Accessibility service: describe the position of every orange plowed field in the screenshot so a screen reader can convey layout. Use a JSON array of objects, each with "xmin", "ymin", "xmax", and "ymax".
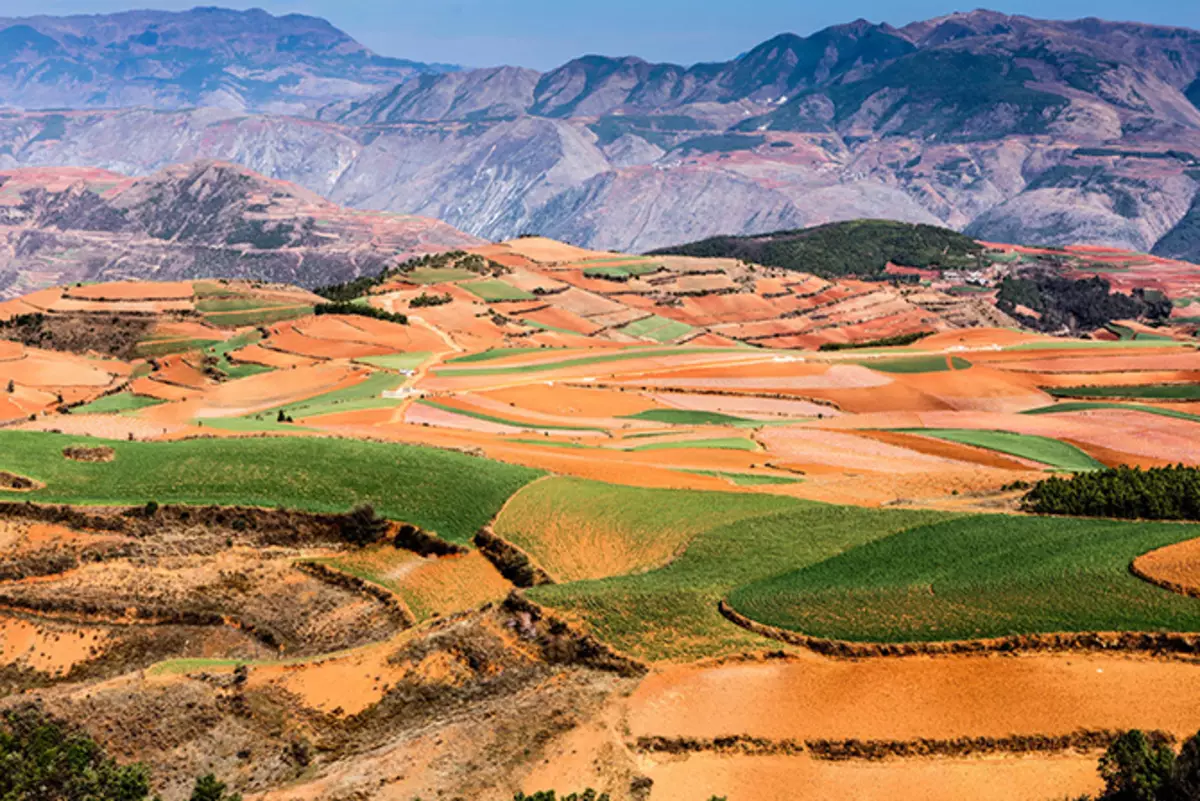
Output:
[{"xmin": 1133, "ymin": 538, "xmax": 1200, "ymax": 596}]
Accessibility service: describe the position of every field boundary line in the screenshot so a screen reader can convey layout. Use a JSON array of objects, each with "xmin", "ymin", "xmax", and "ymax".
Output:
[{"xmin": 718, "ymin": 600, "xmax": 1200, "ymax": 659}]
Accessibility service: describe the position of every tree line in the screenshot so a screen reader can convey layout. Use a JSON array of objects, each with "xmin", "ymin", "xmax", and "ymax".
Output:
[{"xmin": 1023, "ymin": 465, "xmax": 1200, "ymax": 521}]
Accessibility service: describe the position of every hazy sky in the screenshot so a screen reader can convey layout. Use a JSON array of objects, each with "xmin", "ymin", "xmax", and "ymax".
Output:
[{"xmin": 6, "ymin": 0, "xmax": 1200, "ymax": 69}]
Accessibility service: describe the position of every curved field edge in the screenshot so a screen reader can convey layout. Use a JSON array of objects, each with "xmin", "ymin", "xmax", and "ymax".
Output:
[
  {"xmin": 726, "ymin": 515, "xmax": 1200, "ymax": 644},
  {"xmin": 0, "ymin": 431, "xmax": 542, "ymax": 544},
  {"xmin": 896, "ymin": 429, "xmax": 1106, "ymax": 471},
  {"xmin": 528, "ymin": 499, "xmax": 954, "ymax": 662},
  {"xmin": 492, "ymin": 477, "xmax": 799, "ymax": 583}
]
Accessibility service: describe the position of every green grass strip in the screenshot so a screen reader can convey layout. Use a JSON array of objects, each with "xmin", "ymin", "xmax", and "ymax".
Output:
[
  {"xmin": 728, "ymin": 515, "xmax": 1200, "ymax": 643},
  {"xmin": 460, "ymin": 279, "xmax": 536, "ymax": 302},
  {"xmin": 1022, "ymin": 402, "xmax": 1200, "ymax": 424},
  {"xmin": 863, "ymin": 355, "xmax": 971, "ymax": 373},
  {"xmin": 680, "ymin": 469, "xmax": 802, "ymax": 486},
  {"xmin": 0, "ymin": 431, "xmax": 541, "ymax": 544},
  {"xmin": 623, "ymin": 409, "xmax": 749, "ymax": 425},
  {"xmin": 71, "ymin": 393, "xmax": 165, "ymax": 415},
  {"xmin": 354, "ymin": 352, "xmax": 431, "ymax": 372},
  {"xmin": 899, "ymin": 428, "xmax": 1105, "ymax": 471},
  {"xmin": 627, "ymin": 437, "xmax": 758, "ymax": 452},
  {"xmin": 447, "ymin": 347, "xmax": 556, "ymax": 364},
  {"xmin": 433, "ymin": 347, "xmax": 730, "ymax": 377},
  {"xmin": 1047, "ymin": 384, "xmax": 1200, "ymax": 401}
]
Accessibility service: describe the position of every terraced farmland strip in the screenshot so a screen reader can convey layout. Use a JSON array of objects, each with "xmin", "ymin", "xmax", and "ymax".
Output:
[
  {"xmin": 900, "ymin": 429, "xmax": 1105, "ymax": 471},
  {"xmin": 627, "ymin": 437, "xmax": 758, "ymax": 452},
  {"xmin": 134, "ymin": 337, "xmax": 221, "ymax": 357},
  {"xmin": 419, "ymin": 400, "xmax": 605, "ymax": 432},
  {"xmin": 495, "ymin": 477, "xmax": 798, "ymax": 583},
  {"xmin": 622, "ymin": 409, "xmax": 749, "ymax": 425},
  {"xmin": 205, "ymin": 330, "xmax": 273, "ymax": 380},
  {"xmin": 433, "ymin": 347, "xmax": 732, "ymax": 377},
  {"xmin": 0, "ymin": 430, "xmax": 540, "ymax": 544},
  {"xmin": 1047, "ymin": 384, "xmax": 1200, "ymax": 401},
  {"xmin": 354, "ymin": 352, "xmax": 431, "ymax": 372},
  {"xmin": 202, "ymin": 305, "xmax": 314, "ymax": 327},
  {"xmin": 531, "ymin": 502, "xmax": 952, "ymax": 661},
  {"xmin": 727, "ymin": 515, "xmax": 1200, "ymax": 643},
  {"xmin": 862, "ymin": 355, "xmax": 972, "ymax": 373},
  {"xmin": 447, "ymin": 347, "xmax": 555, "ymax": 364},
  {"xmin": 1022, "ymin": 402, "xmax": 1200, "ymax": 424},
  {"xmin": 260, "ymin": 371, "xmax": 404, "ymax": 419},
  {"xmin": 70, "ymin": 392, "xmax": 166, "ymax": 415},
  {"xmin": 405, "ymin": 266, "xmax": 478, "ymax": 285},
  {"xmin": 619, "ymin": 315, "xmax": 696, "ymax": 343},
  {"xmin": 461, "ymin": 279, "xmax": 536, "ymax": 302},
  {"xmin": 679, "ymin": 470, "xmax": 803, "ymax": 486}
]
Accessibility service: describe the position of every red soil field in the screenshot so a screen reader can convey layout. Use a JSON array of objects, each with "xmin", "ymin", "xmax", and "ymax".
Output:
[
  {"xmin": 63, "ymin": 281, "xmax": 195, "ymax": 301},
  {"xmin": 1133, "ymin": 538, "xmax": 1200, "ymax": 596}
]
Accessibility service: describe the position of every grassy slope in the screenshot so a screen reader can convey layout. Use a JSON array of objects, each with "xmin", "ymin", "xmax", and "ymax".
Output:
[
  {"xmin": 432, "ymin": 348, "xmax": 730, "ymax": 377},
  {"xmin": 865, "ymin": 355, "xmax": 972, "ymax": 373},
  {"xmin": 531, "ymin": 499, "xmax": 950, "ymax": 661},
  {"xmin": 494, "ymin": 477, "xmax": 798, "ymax": 582},
  {"xmin": 627, "ymin": 437, "xmax": 758, "ymax": 452},
  {"xmin": 903, "ymin": 429, "xmax": 1106, "ymax": 471},
  {"xmin": 0, "ymin": 431, "xmax": 539, "ymax": 544},
  {"xmin": 623, "ymin": 409, "xmax": 749, "ymax": 425},
  {"xmin": 729, "ymin": 515, "xmax": 1200, "ymax": 642},
  {"xmin": 1023, "ymin": 402, "xmax": 1200, "ymax": 424},
  {"xmin": 1047, "ymin": 385, "xmax": 1200, "ymax": 401},
  {"xmin": 71, "ymin": 393, "xmax": 165, "ymax": 415},
  {"xmin": 419, "ymin": 400, "xmax": 605, "ymax": 432}
]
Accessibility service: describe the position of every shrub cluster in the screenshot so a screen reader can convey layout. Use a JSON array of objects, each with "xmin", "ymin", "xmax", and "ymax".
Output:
[
  {"xmin": 818, "ymin": 331, "xmax": 933, "ymax": 351},
  {"xmin": 410, "ymin": 292, "xmax": 452, "ymax": 308},
  {"xmin": 1023, "ymin": 465, "xmax": 1200, "ymax": 521},
  {"xmin": 313, "ymin": 302, "xmax": 408, "ymax": 325},
  {"xmin": 1077, "ymin": 729, "xmax": 1200, "ymax": 801}
]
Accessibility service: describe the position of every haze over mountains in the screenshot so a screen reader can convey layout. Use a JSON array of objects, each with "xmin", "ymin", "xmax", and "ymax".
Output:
[{"xmin": 3, "ymin": 7, "xmax": 1200, "ymax": 263}]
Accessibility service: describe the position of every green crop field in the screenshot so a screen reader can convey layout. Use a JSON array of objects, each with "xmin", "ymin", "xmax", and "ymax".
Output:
[
  {"xmin": 728, "ymin": 515, "xmax": 1200, "ymax": 643},
  {"xmin": 1022, "ymin": 402, "xmax": 1200, "ymax": 424},
  {"xmin": 418, "ymin": 400, "xmax": 604, "ymax": 432},
  {"xmin": 70, "ymin": 393, "xmax": 165, "ymax": 415},
  {"xmin": 134, "ymin": 337, "xmax": 221, "ymax": 357},
  {"xmin": 406, "ymin": 267, "xmax": 478, "ymax": 285},
  {"xmin": 626, "ymin": 437, "xmax": 758, "ymax": 452},
  {"xmin": 622, "ymin": 409, "xmax": 748, "ymax": 425},
  {"xmin": 679, "ymin": 469, "xmax": 802, "ymax": 486},
  {"xmin": 0, "ymin": 431, "xmax": 539, "ymax": 544},
  {"xmin": 495, "ymin": 477, "xmax": 798, "ymax": 582},
  {"xmin": 203, "ymin": 330, "xmax": 273, "ymax": 380},
  {"xmin": 202, "ymin": 306, "xmax": 313, "ymax": 327},
  {"xmin": 902, "ymin": 429, "xmax": 1105, "ymax": 471},
  {"xmin": 433, "ymin": 347, "xmax": 730, "ymax": 378},
  {"xmin": 1047, "ymin": 384, "xmax": 1200, "ymax": 401},
  {"xmin": 863, "ymin": 355, "xmax": 972, "ymax": 373},
  {"xmin": 531, "ymin": 500, "xmax": 950, "ymax": 660},
  {"xmin": 461, "ymin": 279, "xmax": 536, "ymax": 302},
  {"xmin": 618, "ymin": 315, "xmax": 695, "ymax": 343},
  {"xmin": 260, "ymin": 371, "xmax": 404, "ymax": 420},
  {"xmin": 354, "ymin": 352, "xmax": 431, "ymax": 372},
  {"xmin": 582, "ymin": 263, "xmax": 660, "ymax": 279},
  {"xmin": 447, "ymin": 347, "xmax": 553, "ymax": 364},
  {"xmin": 196, "ymin": 298, "xmax": 292, "ymax": 313}
]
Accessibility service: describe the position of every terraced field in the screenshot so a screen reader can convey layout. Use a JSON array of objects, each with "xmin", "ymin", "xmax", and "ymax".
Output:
[
  {"xmin": 728, "ymin": 515, "xmax": 1200, "ymax": 642},
  {"xmin": 901, "ymin": 429, "xmax": 1106, "ymax": 471},
  {"xmin": 1048, "ymin": 384, "xmax": 1200, "ymax": 401},
  {"xmin": 0, "ymin": 431, "xmax": 540, "ymax": 543}
]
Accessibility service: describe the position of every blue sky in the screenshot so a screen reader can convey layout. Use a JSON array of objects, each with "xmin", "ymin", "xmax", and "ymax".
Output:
[{"xmin": 7, "ymin": 1, "xmax": 1200, "ymax": 69}]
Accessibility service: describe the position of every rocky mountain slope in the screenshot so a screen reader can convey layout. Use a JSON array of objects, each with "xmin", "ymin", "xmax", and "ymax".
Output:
[
  {"xmin": 0, "ymin": 162, "xmax": 482, "ymax": 297},
  {"xmin": 3, "ymin": 9, "xmax": 1200, "ymax": 265},
  {"xmin": 0, "ymin": 7, "xmax": 455, "ymax": 114}
]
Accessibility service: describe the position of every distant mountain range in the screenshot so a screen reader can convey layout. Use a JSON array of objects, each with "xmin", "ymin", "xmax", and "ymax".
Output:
[
  {"xmin": 0, "ymin": 7, "xmax": 457, "ymax": 114},
  {"xmin": 2, "ymin": 8, "xmax": 1200, "ymax": 265}
]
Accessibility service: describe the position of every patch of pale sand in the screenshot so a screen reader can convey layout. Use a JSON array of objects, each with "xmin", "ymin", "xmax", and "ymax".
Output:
[
  {"xmin": 1134, "ymin": 538, "xmax": 1200, "ymax": 595},
  {"xmin": 16, "ymin": 413, "xmax": 193, "ymax": 440},
  {"xmin": 483, "ymin": 384, "xmax": 657, "ymax": 418},
  {"xmin": 0, "ymin": 616, "xmax": 108, "ymax": 676},
  {"xmin": 628, "ymin": 655, "xmax": 1200, "ymax": 743},
  {"xmin": 758, "ymin": 428, "xmax": 973, "ymax": 473},
  {"xmin": 403, "ymin": 402, "xmax": 525, "ymax": 435},
  {"xmin": 653, "ymin": 392, "xmax": 841, "ymax": 419},
  {"xmin": 65, "ymin": 281, "xmax": 195, "ymax": 301},
  {"xmin": 643, "ymin": 752, "xmax": 1100, "ymax": 801}
]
